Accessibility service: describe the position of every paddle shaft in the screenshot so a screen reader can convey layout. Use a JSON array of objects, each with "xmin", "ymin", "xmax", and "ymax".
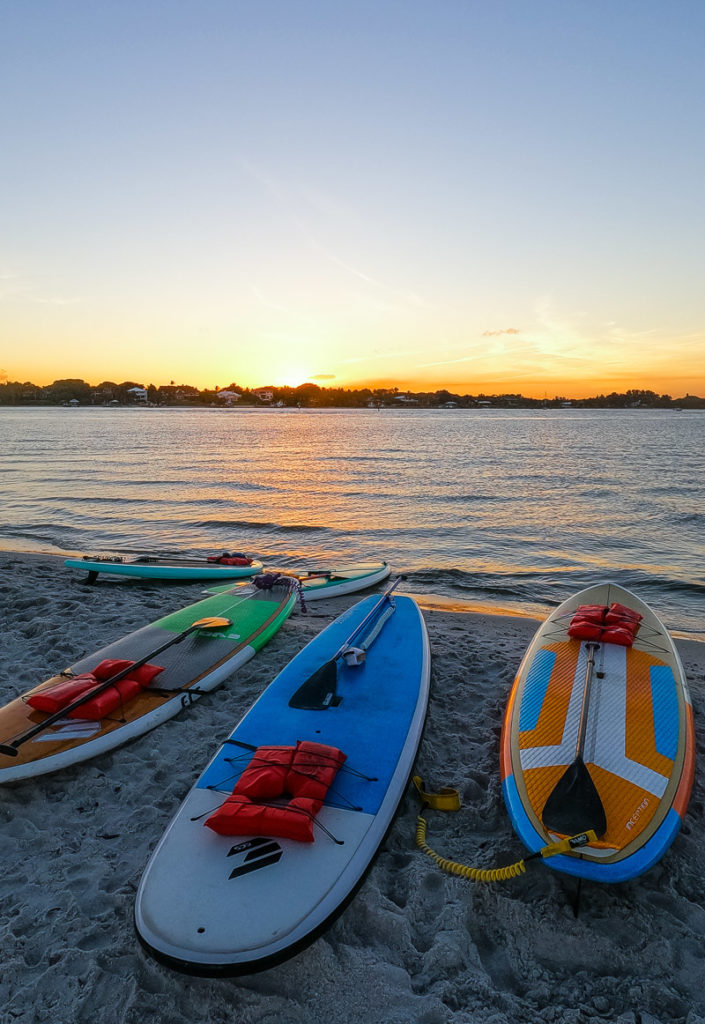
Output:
[
  {"xmin": 574, "ymin": 642, "xmax": 599, "ymax": 759},
  {"xmin": 287, "ymin": 576, "xmax": 404, "ymax": 710},
  {"xmin": 540, "ymin": 638, "xmax": 608, "ymax": 838},
  {"xmin": 0, "ymin": 618, "xmax": 228, "ymax": 757},
  {"xmin": 332, "ymin": 575, "xmax": 403, "ymax": 661}
]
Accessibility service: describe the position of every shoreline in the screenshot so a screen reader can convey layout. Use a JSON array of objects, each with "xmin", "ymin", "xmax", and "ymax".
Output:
[
  {"xmin": 1, "ymin": 549, "xmax": 704, "ymax": 1022},
  {"xmin": 2, "ymin": 546, "xmax": 702, "ymax": 645}
]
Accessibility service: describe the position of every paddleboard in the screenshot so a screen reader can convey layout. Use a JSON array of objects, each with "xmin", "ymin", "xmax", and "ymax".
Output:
[
  {"xmin": 501, "ymin": 583, "xmax": 695, "ymax": 882},
  {"xmin": 64, "ymin": 553, "xmax": 264, "ymax": 583},
  {"xmin": 0, "ymin": 587, "xmax": 296, "ymax": 784},
  {"xmin": 135, "ymin": 589, "xmax": 430, "ymax": 974},
  {"xmin": 206, "ymin": 561, "xmax": 391, "ymax": 601}
]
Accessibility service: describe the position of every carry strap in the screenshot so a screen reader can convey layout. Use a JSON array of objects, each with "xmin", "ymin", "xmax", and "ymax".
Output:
[{"xmin": 412, "ymin": 775, "xmax": 461, "ymax": 812}]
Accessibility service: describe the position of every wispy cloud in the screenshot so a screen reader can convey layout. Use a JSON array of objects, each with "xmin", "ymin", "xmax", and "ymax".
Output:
[
  {"xmin": 419, "ymin": 352, "xmax": 482, "ymax": 368},
  {"xmin": 0, "ymin": 270, "xmax": 81, "ymax": 306},
  {"xmin": 238, "ymin": 158, "xmax": 440, "ymax": 315},
  {"xmin": 482, "ymin": 327, "xmax": 520, "ymax": 337},
  {"xmin": 343, "ymin": 344, "xmax": 433, "ymax": 365}
]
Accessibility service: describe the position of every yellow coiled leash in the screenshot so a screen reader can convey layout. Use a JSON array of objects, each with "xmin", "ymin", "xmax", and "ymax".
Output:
[{"xmin": 413, "ymin": 776, "xmax": 596, "ymax": 883}]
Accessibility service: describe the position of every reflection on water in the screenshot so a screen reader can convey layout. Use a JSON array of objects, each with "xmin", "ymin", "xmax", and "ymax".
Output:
[{"xmin": 2, "ymin": 407, "xmax": 704, "ymax": 634}]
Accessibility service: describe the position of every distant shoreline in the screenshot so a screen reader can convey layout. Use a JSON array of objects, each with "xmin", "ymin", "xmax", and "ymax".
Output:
[
  {"xmin": 1, "ymin": 402, "xmax": 704, "ymax": 412},
  {"xmin": 2, "ymin": 379, "xmax": 704, "ymax": 410}
]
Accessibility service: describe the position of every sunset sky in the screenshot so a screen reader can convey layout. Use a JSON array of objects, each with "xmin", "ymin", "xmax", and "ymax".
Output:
[{"xmin": 2, "ymin": 2, "xmax": 704, "ymax": 398}]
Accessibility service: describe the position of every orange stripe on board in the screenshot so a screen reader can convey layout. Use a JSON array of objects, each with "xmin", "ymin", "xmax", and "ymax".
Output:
[
  {"xmin": 589, "ymin": 762, "xmax": 659, "ymax": 849},
  {"xmin": 518, "ymin": 642, "xmax": 580, "ymax": 751},
  {"xmin": 523, "ymin": 761, "xmax": 659, "ymax": 852},
  {"xmin": 523, "ymin": 763, "xmax": 573, "ymax": 826},
  {"xmin": 624, "ymin": 649, "xmax": 675, "ymax": 779}
]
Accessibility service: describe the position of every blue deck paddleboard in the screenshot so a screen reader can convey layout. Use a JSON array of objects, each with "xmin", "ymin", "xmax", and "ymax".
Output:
[{"xmin": 135, "ymin": 589, "xmax": 430, "ymax": 973}]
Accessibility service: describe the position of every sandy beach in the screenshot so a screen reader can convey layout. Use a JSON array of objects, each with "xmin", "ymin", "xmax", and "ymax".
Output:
[{"xmin": 1, "ymin": 550, "xmax": 704, "ymax": 1024}]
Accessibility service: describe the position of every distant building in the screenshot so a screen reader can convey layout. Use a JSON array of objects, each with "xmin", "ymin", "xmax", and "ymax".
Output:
[
  {"xmin": 253, "ymin": 388, "xmax": 274, "ymax": 403},
  {"xmin": 127, "ymin": 386, "xmax": 148, "ymax": 403},
  {"xmin": 216, "ymin": 390, "xmax": 241, "ymax": 405},
  {"xmin": 175, "ymin": 386, "xmax": 200, "ymax": 402}
]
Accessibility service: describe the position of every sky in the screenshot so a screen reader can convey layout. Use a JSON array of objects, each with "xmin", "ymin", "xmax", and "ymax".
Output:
[{"xmin": 2, "ymin": 1, "xmax": 704, "ymax": 398}]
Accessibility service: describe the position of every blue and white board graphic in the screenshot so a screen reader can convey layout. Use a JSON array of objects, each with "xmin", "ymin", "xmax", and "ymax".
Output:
[{"xmin": 135, "ymin": 590, "xmax": 430, "ymax": 973}]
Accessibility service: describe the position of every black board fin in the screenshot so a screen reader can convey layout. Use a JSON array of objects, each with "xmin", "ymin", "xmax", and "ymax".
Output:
[{"xmin": 288, "ymin": 659, "xmax": 342, "ymax": 710}]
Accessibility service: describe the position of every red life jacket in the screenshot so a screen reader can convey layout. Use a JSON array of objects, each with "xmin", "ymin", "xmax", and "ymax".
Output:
[
  {"xmin": 204, "ymin": 741, "xmax": 347, "ymax": 842},
  {"xmin": 26, "ymin": 660, "xmax": 164, "ymax": 720},
  {"xmin": 206, "ymin": 553, "xmax": 252, "ymax": 565},
  {"xmin": 567, "ymin": 603, "xmax": 641, "ymax": 647},
  {"xmin": 567, "ymin": 603, "xmax": 607, "ymax": 641}
]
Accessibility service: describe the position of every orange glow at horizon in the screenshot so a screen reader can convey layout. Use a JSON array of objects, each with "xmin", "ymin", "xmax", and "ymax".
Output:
[
  {"xmin": 2, "ymin": 326, "xmax": 704, "ymax": 401},
  {"xmin": 5, "ymin": 362, "xmax": 704, "ymax": 401},
  {"xmin": 345, "ymin": 371, "xmax": 705, "ymax": 401}
]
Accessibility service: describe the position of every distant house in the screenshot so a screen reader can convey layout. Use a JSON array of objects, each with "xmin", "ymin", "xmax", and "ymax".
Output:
[
  {"xmin": 216, "ymin": 390, "xmax": 241, "ymax": 406},
  {"xmin": 92, "ymin": 387, "xmax": 113, "ymax": 403},
  {"xmin": 127, "ymin": 386, "xmax": 148, "ymax": 403},
  {"xmin": 441, "ymin": 401, "xmax": 459, "ymax": 408},
  {"xmin": 254, "ymin": 388, "xmax": 274, "ymax": 403},
  {"xmin": 175, "ymin": 386, "xmax": 200, "ymax": 402},
  {"xmin": 393, "ymin": 394, "xmax": 419, "ymax": 405}
]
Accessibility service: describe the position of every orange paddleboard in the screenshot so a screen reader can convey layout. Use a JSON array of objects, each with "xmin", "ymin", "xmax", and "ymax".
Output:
[{"xmin": 501, "ymin": 583, "xmax": 695, "ymax": 881}]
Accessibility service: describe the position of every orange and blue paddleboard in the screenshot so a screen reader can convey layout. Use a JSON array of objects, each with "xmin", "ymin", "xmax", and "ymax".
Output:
[{"xmin": 500, "ymin": 583, "xmax": 695, "ymax": 882}]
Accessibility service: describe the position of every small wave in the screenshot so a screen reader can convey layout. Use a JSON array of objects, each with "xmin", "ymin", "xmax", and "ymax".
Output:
[
  {"xmin": 2, "ymin": 523, "xmax": 87, "ymax": 539},
  {"xmin": 668, "ymin": 512, "xmax": 705, "ymax": 526},
  {"xmin": 193, "ymin": 519, "xmax": 329, "ymax": 533},
  {"xmin": 443, "ymin": 494, "xmax": 515, "ymax": 503},
  {"xmin": 59, "ymin": 495, "xmax": 183, "ymax": 506},
  {"xmin": 405, "ymin": 565, "xmax": 705, "ymax": 636}
]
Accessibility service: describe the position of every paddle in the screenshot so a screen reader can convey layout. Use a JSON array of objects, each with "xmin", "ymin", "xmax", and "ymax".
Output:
[
  {"xmin": 289, "ymin": 576, "xmax": 403, "ymax": 710},
  {"xmin": 541, "ymin": 641, "xmax": 607, "ymax": 838},
  {"xmin": 0, "ymin": 616, "xmax": 232, "ymax": 758}
]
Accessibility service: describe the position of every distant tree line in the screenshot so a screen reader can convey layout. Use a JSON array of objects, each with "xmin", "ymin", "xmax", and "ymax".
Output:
[{"xmin": 0, "ymin": 378, "xmax": 703, "ymax": 409}]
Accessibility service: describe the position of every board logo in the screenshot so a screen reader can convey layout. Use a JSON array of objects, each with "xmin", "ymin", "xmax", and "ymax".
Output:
[
  {"xmin": 227, "ymin": 837, "xmax": 283, "ymax": 879},
  {"xmin": 625, "ymin": 797, "xmax": 650, "ymax": 831}
]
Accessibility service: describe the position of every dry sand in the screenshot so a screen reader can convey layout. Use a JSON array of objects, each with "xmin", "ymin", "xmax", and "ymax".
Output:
[{"xmin": 1, "ymin": 551, "xmax": 704, "ymax": 1024}]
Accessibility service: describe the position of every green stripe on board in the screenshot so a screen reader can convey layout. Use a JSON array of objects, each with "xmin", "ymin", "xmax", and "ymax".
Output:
[
  {"xmin": 249, "ymin": 597, "xmax": 296, "ymax": 652},
  {"xmin": 154, "ymin": 593, "xmax": 282, "ymax": 641}
]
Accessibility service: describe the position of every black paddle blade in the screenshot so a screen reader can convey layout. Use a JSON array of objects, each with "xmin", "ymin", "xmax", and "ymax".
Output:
[
  {"xmin": 0, "ymin": 744, "xmax": 18, "ymax": 758},
  {"xmin": 288, "ymin": 659, "xmax": 341, "ymax": 710},
  {"xmin": 541, "ymin": 756, "xmax": 607, "ymax": 838}
]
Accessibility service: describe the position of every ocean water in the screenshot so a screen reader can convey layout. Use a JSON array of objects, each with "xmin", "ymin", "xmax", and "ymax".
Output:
[{"xmin": 2, "ymin": 406, "xmax": 704, "ymax": 636}]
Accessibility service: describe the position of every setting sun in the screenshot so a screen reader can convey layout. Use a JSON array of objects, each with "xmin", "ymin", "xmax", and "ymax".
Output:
[{"xmin": 272, "ymin": 366, "xmax": 314, "ymax": 388}]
